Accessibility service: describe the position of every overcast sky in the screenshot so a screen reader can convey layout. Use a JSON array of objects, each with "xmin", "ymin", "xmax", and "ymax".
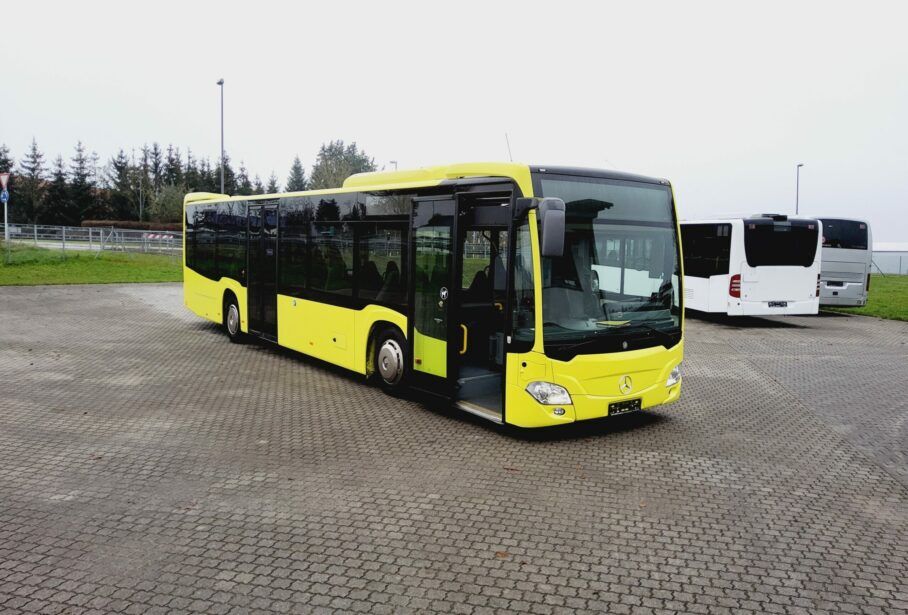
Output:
[{"xmin": 2, "ymin": 1, "xmax": 906, "ymax": 240}]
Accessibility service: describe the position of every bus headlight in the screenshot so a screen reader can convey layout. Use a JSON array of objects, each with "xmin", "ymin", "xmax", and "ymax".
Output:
[
  {"xmin": 526, "ymin": 381, "xmax": 572, "ymax": 405},
  {"xmin": 666, "ymin": 363, "xmax": 682, "ymax": 387}
]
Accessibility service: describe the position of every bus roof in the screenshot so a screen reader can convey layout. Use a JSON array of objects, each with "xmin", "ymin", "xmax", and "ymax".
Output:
[{"xmin": 182, "ymin": 162, "xmax": 669, "ymax": 207}]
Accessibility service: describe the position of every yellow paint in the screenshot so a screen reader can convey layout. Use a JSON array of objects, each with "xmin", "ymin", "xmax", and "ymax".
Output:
[
  {"xmin": 344, "ymin": 162, "xmax": 534, "ymax": 199},
  {"xmin": 413, "ymin": 328, "xmax": 446, "ymax": 378},
  {"xmin": 276, "ymin": 295, "xmax": 407, "ymax": 374},
  {"xmin": 182, "ymin": 267, "xmax": 248, "ymax": 332},
  {"xmin": 459, "ymin": 324, "xmax": 468, "ymax": 355},
  {"xmin": 597, "ymin": 320, "xmax": 631, "ymax": 327}
]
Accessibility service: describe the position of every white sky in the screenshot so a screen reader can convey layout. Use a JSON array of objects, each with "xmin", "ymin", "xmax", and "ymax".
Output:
[{"xmin": 2, "ymin": 1, "xmax": 907, "ymax": 240}]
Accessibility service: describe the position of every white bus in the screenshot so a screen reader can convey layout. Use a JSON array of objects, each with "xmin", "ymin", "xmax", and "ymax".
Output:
[
  {"xmin": 680, "ymin": 214, "xmax": 822, "ymax": 316},
  {"xmin": 815, "ymin": 218, "xmax": 872, "ymax": 307}
]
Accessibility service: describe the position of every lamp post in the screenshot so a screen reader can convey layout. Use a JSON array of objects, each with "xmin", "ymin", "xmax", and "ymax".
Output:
[
  {"xmin": 217, "ymin": 79, "xmax": 225, "ymax": 194},
  {"xmin": 795, "ymin": 163, "xmax": 804, "ymax": 215}
]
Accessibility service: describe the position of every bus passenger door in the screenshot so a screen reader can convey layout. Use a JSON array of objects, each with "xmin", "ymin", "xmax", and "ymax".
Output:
[
  {"xmin": 409, "ymin": 198, "xmax": 455, "ymax": 393},
  {"xmin": 451, "ymin": 194, "xmax": 511, "ymax": 423},
  {"xmin": 248, "ymin": 202, "xmax": 278, "ymax": 339}
]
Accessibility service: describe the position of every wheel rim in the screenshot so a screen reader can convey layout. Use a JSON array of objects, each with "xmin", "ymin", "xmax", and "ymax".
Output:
[
  {"xmin": 227, "ymin": 304, "xmax": 239, "ymax": 336},
  {"xmin": 377, "ymin": 339, "xmax": 404, "ymax": 385}
]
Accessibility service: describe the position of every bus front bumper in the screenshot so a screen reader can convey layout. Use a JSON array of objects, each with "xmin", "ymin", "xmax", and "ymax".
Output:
[{"xmin": 504, "ymin": 343, "xmax": 683, "ymax": 428}]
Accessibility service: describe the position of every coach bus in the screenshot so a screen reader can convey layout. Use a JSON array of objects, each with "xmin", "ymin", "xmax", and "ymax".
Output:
[
  {"xmin": 183, "ymin": 163, "xmax": 683, "ymax": 428},
  {"xmin": 815, "ymin": 217, "xmax": 872, "ymax": 306},
  {"xmin": 680, "ymin": 214, "xmax": 822, "ymax": 316}
]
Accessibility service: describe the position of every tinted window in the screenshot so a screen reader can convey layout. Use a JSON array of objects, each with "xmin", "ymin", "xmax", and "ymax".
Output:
[
  {"xmin": 185, "ymin": 203, "xmax": 218, "ymax": 279},
  {"xmin": 744, "ymin": 218, "xmax": 818, "ymax": 267},
  {"xmin": 311, "ymin": 223, "xmax": 353, "ymax": 295},
  {"xmin": 681, "ymin": 223, "xmax": 731, "ymax": 277},
  {"xmin": 279, "ymin": 197, "xmax": 309, "ymax": 297},
  {"xmin": 357, "ymin": 223, "xmax": 407, "ymax": 306},
  {"xmin": 217, "ymin": 201, "xmax": 247, "ymax": 283},
  {"xmin": 511, "ymin": 220, "xmax": 536, "ymax": 348},
  {"xmin": 821, "ymin": 219, "xmax": 868, "ymax": 250}
]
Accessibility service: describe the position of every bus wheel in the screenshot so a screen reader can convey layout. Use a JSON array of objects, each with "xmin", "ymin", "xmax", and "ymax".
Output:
[
  {"xmin": 224, "ymin": 294, "xmax": 244, "ymax": 344},
  {"xmin": 375, "ymin": 328, "xmax": 408, "ymax": 394}
]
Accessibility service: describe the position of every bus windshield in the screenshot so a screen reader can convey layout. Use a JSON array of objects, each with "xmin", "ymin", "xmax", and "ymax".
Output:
[
  {"xmin": 821, "ymin": 219, "xmax": 868, "ymax": 250},
  {"xmin": 743, "ymin": 218, "xmax": 819, "ymax": 267},
  {"xmin": 533, "ymin": 175, "xmax": 682, "ymax": 357}
]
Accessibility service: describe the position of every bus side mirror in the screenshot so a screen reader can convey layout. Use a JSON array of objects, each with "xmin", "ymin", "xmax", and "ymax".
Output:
[{"xmin": 538, "ymin": 198, "xmax": 565, "ymax": 257}]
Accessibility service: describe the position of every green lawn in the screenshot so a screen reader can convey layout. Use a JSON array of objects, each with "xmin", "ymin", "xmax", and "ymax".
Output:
[
  {"xmin": 0, "ymin": 242, "xmax": 182, "ymax": 286},
  {"xmin": 824, "ymin": 274, "xmax": 908, "ymax": 322}
]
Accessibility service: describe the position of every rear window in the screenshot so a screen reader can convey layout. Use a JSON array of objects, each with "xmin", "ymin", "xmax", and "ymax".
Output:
[
  {"xmin": 821, "ymin": 219, "xmax": 868, "ymax": 250},
  {"xmin": 743, "ymin": 218, "xmax": 818, "ymax": 267}
]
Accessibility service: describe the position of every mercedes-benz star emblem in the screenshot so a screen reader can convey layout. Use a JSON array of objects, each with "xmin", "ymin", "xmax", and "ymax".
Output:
[
  {"xmin": 439, "ymin": 287, "xmax": 449, "ymax": 300},
  {"xmin": 618, "ymin": 375, "xmax": 633, "ymax": 395}
]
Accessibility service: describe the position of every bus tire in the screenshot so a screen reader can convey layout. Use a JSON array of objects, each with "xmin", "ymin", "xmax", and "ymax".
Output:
[
  {"xmin": 223, "ymin": 293, "xmax": 244, "ymax": 344},
  {"xmin": 374, "ymin": 327, "xmax": 409, "ymax": 395}
]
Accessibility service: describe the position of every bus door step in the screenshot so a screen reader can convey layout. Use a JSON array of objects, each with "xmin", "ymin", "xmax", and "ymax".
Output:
[
  {"xmin": 455, "ymin": 400, "xmax": 503, "ymax": 424},
  {"xmin": 457, "ymin": 372, "xmax": 500, "ymax": 399}
]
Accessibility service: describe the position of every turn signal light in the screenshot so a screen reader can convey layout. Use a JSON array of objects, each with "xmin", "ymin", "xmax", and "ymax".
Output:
[{"xmin": 729, "ymin": 274, "xmax": 741, "ymax": 298}]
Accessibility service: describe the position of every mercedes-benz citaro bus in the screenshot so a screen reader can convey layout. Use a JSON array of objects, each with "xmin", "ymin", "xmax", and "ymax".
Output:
[
  {"xmin": 815, "ymin": 217, "xmax": 872, "ymax": 307},
  {"xmin": 183, "ymin": 163, "xmax": 684, "ymax": 428},
  {"xmin": 680, "ymin": 214, "xmax": 822, "ymax": 316}
]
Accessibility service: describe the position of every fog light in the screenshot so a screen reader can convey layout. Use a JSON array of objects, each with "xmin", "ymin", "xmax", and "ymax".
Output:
[
  {"xmin": 665, "ymin": 363, "xmax": 681, "ymax": 387},
  {"xmin": 553, "ymin": 407, "xmax": 565, "ymax": 416},
  {"xmin": 525, "ymin": 381, "xmax": 572, "ymax": 405}
]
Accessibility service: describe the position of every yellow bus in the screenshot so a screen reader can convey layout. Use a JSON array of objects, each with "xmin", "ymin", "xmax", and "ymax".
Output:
[{"xmin": 183, "ymin": 163, "xmax": 683, "ymax": 428}]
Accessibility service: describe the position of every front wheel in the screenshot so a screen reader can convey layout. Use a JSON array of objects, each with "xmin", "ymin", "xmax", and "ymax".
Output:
[
  {"xmin": 374, "ymin": 328, "xmax": 409, "ymax": 395},
  {"xmin": 224, "ymin": 295, "xmax": 244, "ymax": 344}
]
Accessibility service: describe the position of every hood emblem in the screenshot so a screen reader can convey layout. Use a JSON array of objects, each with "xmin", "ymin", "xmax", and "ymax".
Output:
[{"xmin": 618, "ymin": 375, "xmax": 633, "ymax": 395}]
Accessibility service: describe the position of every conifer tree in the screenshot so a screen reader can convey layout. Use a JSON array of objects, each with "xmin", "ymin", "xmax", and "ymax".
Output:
[
  {"xmin": 70, "ymin": 141, "xmax": 96, "ymax": 223},
  {"xmin": 286, "ymin": 156, "xmax": 307, "ymax": 191},
  {"xmin": 252, "ymin": 175, "xmax": 265, "ymax": 195},
  {"xmin": 164, "ymin": 145, "xmax": 183, "ymax": 187},
  {"xmin": 266, "ymin": 172, "xmax": 280, "ymax": 194},
  {"xmin": 236, "ymin": 162, "xmax": 253, "ymax": 195},
  {"xmin": 41, "ymin": 156, "xmax": 71, "ymax": 225},
  {"xmin": 16, "ymin": 139, "xmax": 46, "ymax": 223}
]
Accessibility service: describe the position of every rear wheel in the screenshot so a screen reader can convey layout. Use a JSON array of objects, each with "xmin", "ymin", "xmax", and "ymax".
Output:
[
  {"xmin": 224, "ymin": 294, "xmax": 244, "ymax": 344},
  {"xmin": 374, "ymin": 327, "xmax": 409, "ymax": 395}
]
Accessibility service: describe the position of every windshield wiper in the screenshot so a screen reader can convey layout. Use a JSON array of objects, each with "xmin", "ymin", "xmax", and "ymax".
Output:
[{"xmin": 625, "ymin": 322, "xmax": 675, "ymax": 346}]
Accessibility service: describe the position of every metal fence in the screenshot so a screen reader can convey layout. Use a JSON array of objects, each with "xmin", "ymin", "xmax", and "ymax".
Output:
[{"xmin": 4, "ymin": 224, "xmax": 182, "ymax": 256}]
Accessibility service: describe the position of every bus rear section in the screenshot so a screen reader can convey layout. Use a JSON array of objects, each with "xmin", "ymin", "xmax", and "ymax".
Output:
[
  {"xmin": 681, "ymin": 216, "xmax": 821, "ymax": 316},
  {"xmin": 734, "ymin": 216, "xmax": 821, "ymax": 315},
  {"xmin": 817, "ymin": 218, "xmax": 872, "ymax": 307}
]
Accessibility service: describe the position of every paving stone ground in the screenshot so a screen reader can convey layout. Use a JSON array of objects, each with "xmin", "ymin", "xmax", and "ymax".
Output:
[{"xmin": 0, "ymin": 283, "xmax": 906, "ymax": 615}]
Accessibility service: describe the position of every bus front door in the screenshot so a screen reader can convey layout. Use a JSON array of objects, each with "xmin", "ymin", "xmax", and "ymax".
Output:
[
  {"xmin": 451, "ymin": 195, "xmax": 511, "ymax": 423},
  {"xmin": 248, "ymin": 202, "xmax": 278, "ymax": 339},
  {"xmin": 410, "ymin": 197, "xmax": 455, "ymax": 392}
]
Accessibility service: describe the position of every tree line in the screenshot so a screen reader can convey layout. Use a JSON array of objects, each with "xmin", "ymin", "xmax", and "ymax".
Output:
[{"xmin": 0, "ymin": 139, "xmax": 376, "ymax": 226}]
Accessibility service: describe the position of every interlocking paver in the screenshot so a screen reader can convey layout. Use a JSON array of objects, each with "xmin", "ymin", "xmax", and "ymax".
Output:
[{"xmin": 0, "ymin": 283, "xmax": 906, "ymax": 614}]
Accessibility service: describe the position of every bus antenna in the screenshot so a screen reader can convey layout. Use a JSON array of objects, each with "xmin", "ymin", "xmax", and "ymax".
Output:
[{"xmin": 505, "ymin": 133, "xmax": 513, "ymax": 162}]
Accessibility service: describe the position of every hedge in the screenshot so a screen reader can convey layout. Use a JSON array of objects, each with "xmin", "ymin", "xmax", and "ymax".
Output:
[{"xmin": 81, "ymin": 220, "xmax": 182, "ymax": 231}]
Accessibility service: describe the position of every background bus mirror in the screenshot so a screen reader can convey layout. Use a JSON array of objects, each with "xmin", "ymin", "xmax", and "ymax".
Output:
[{"xmin": 539, "ymin": 198, "xmax": 565, "ymax": 257}]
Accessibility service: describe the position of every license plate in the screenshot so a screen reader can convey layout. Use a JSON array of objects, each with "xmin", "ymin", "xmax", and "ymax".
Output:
[
  {"xmin": 768, "ymin": 301, "xmax": 788, "ymax": 308},
  {"xmin": 609, "ymin": 398, "xmax": 642, "ymax": 416}
]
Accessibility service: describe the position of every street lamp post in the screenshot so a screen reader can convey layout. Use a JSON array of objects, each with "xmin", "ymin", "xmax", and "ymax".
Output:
[
  {"xmin": 217, "ymin": 79, "xmax": 225, "ymax": 194},
  {"xmin": 795, "ymin": 163, "xmax": 804, "ymax": 215}
]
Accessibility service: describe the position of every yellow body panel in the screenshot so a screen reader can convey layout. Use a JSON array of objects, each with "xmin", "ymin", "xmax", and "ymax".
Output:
[
  {"xmin": 183, "ymin": 268, "xmax": 249, "ymax": 332},
  {"xmin": 413, "ymin": 329, "xmax": 447, "ymax": 378},
  {"xmin": 276, "ymin": 294, "xmax": 407, "ymax": 374}
]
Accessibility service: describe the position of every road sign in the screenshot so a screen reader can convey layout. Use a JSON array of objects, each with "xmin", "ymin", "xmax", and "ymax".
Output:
[
  {"xmin": 0, "ymin": 190, "xmax": 8, "ymax": 204},
  {"xmin": 0, "ymin": 172, "xmax": 9, "ymax": 190}
]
